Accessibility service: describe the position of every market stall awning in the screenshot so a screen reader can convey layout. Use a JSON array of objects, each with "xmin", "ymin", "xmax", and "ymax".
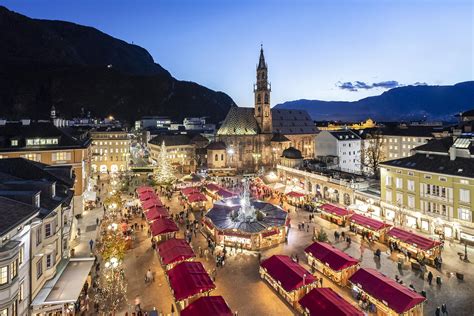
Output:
[
  {"xmin": 305, "ymin": 242, "xmax": 359, "ymax": 271},
  {"xmin": 181, "ymin": 174, "xmax": 204, "ymax": 183},
  {"xmin": 350, "ymin": 214, "xmax": 391, "ymax": 231},
  {"xmin": 299, "ymin": 288, "xmax": 363, "ymax": 316},
  {"xmin": 181, "ymin": 296, "xmax": 232, "ymax": 316},
  {"xmin": 167, "ymin": 262, "xmax": 215, "ymax": 301},
  {"xmin": 145, "ymin": 206, "xmax": 169, "ymax": 221},
  {"xmin": 157, "ymin": 239, "xmax": 195, "ymax": 265},
  {"xmin": 387, "ymin": 227, "xmax": 441, "ymax": 251},
  {"xmin": 320, "ymin": 203, "xmax": 352, "ymax": 217},
  {"xmin": 187, "ymin": 192, "xmax": 208, "ymax": 203},
  {"xmin": 32, "ymin": 259, "xmax": 94, "ymax": 307},
  {"xmin": 139, "ymin": 192, "xmax": 158, "ymax": 201},
  {"xmin": 142, "ymin": 198, "xmax": 163, "ymax": 210},
  {"xmin": 150, "ymin": 217, "xmax": 179, "ymax": 236},
  {"xmin": 349, "ymin": 268, "xmax": 426, "ymax": 314},
  {"xmin": 137, "ymin": 186, "xmax": 154, "ymax": 194},
  {"xmin": 260, "ymin": 255, "xmax": 316, "ymax": 292},
  {"xmin": 181, "ymin": 187, "xmax": 201, "ymax": 196},
  {"xmin": 287, "ymin": 191, "xmax": 306, "ymax": 198},
  {"xmin": 216, "ymin": 189, "xmax": 236, "ymax": 198},
  {"xmin": 205, "ymin": 183, "xmax": 220, "ymax": 192}
]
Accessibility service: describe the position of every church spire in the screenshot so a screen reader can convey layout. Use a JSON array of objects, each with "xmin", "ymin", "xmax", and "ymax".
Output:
[
  {"xmin": 254, "ymin": 45, "xmax": 272, "ymax": 134},
  {"xmin": 257, "ymin": 44, "xmax": 267, "ymax": 70}
]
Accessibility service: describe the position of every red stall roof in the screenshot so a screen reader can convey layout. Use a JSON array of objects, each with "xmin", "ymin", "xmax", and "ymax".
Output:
[
  {"xmin": 142, "ymin": 198, "xmax": 163, "ymax": 210},
  {"xmin": 287, "ymin": 191, "xmax": 305, "ymax": 198},
  {"xmin": 167, "ymin": 262, "xmax": 215, "ymax": 301},
  {"xmin": 349, "ymin": 268, "xmax": 426, "ymax": 314},
  {"xmin": 299, "ymin": 288, "xmax": 363, "ymax": 316},
  {"xmin": 150, "ymin": 218, "xmax": 179, "ymax": 236},
  {"xmin": 305, "ymin": 242, "xmax": 359, "ymax": 271},
  {"xmin": 145, "ymin": 206, "xmax": 169, "ymax": 221},
  {"xmin": 260, "ymin": 255, "xmax": 316, "ymax": 292},
  {"xmin": 205, "ymin": 183, "xmax": 220, "ymax": 192},
  {"xmin": 137, "ymin": 186, "xmax": 154, "ymax": 194},
  {"xmin": 387, "ymin": 227, "xmax": 441, "ymax": 251},
  {"xmin": 181, "ymin": 187, "xmax": 200, "ymax": 196},
  {"xmin": 320, "ymin": 204, "xmax": 352, "ymax": 217},
  {"xmin": 139, "ymin": 192, "xmax": 157, "ymax": 201},
  {"xmin": 181, "ymin": 296, "xmax": 232, "ymax": 316},
  {"xmin": 350, "ymin": 214, "xmax": 391, "ymax": 231},
  {"xmin": 187, "ymin": 192, "xmax": 208, "ymax": 203},
  {"xmin": 157, "ymin": 239, "xmax": 195, "ymax": 265}
]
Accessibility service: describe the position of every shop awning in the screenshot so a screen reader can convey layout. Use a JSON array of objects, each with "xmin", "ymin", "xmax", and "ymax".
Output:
[
  {"xmin": 181, "ymin": 187, "xmax": 201, "ymax": 196},
  {"xmin": 137, "ymin": 186, "xmax": 154, "ymax": 194},
  {"xmin": 287, "ymin": 191, "xmax": 305, "ymax": 198},
  {"xmin": 205, "ymin": 183, "xmax": 220, "ymax": 192},
  {"xmin": 139, "ymin": 192, "xmax": 158, "ymax": 201},
  {"xmin": 167, "ymin": 262, "xmax": 215, "ymax": 301},
  {"xmin": 145, "ymin": 206, "xmax": 169, "ymax": 221},
  {"xmin": 157, "ymin": 239, "xmax": 195, "ymax": 265},
  {"xmin": 150, "ymin": 217, "xmax": 179, "ymax": 236},
  {"xmin": 181, "ymin": 296, "xmax": 232, "ymax": 316},
  {"xmin": 387, "ymin": 227, "xmax": 441, "ymax": 251},
  {"xmin": 305, "ymin": 242, "xmax": 359, "ymax": 271},
  {"xmin": 260, "ymin": 255, "xmax": 316, "ymax": 292},
  {"xmin": 320, "ymin": 204, "xmax": 352, "ymax": 217},
  {"xmin": 187, "ymin": 192, "xmax": 208, "ymax": 203},
  {"xmin": 299, "ymin": 288, "xmax": 363, "ymax": 316},
  {"xmin": 350, "ymin": 214, "xmax": 391, "ymax": 231},
  {"xmin": 142, "ymin": 198, "xmax": 163, "ymax": 210},
  {"xmin": 32, "ymin": 258, "xmax": 94, "ymax": 307},
  {"xmin": 349, "ymin": 268, "xmax": 426, "ymax": 314}
]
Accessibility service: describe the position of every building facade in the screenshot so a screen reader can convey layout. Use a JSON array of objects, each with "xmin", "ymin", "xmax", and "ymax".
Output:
[
  {"xmin": 315, "ymin": 130, "xmax": 362, "ymax": 174},
  {"xmin": 90, "ymin": 127, "xmax": 130, "ymax": 174}
]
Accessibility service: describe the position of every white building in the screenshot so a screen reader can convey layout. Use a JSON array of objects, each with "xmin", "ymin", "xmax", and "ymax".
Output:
[{"xmin": 315, "ymin": 130, "xmax": 362, "ymax": 174}]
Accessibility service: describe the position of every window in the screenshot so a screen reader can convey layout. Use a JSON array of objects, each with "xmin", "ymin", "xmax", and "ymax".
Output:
[
  {"xmin": 45, "ymin": 223, "xmax": 52, "ymax": 238},
  {"xmin": 408, "ymin": 195, "xmax": 415, "ymax": 208},
  {"xmin": 19, "ymin": 281, "xmax": 24, "ymax": 301},
  {"xmin": 0, "ymin": 266, "xmax": 7, "ymax": 285},
  {"xmin": 52, "ymin": 152, "xmax": 71, "ymax": 162},
  {"xmin": 396, "ymin": 192, "xmax": 403, "ymax": 204},
  {"xmin": 19, "ymin": 245, "xmax": 24, "ymax": 265},
  {"xmin": 36, "ymin": 260, "xmax": 43, "ymax": 279},
  {"xmin": 36, "ymin": 227, "xmax": 42, "ymax": 246},
  {"xmin": 408, "ymin": 171, "xmax": 414, "ymax": 176},
  {"xmin": 20, "ymin": 153, "xmax": 41, "ymax": 162},
  {"xmin": 221, "ymin": 154, "xmax": 224, "ymax": 160},
  {"xmin": 11, "ymin": 300, "xmax": 16, "ymax": 316},
  {"xmin": 0, "ymin": 308, "xmax": 7, "ymax": 316},
  {"xmin": 34, "ymin": 194, "xmax": 40, "ymax": 207},
  {"xmin": 460, "ymin": 189, "xmax": 470, "ymax": 203},
  {"xmin": 11, "ymin": 139, "xmax": 18, "ymax": 146},
  {"xmin": 439, "ymin": 177, "xmax": 447, "ymax": 182},
  {"xmin": 385, "ymin": 176, "xmax": 392, "ymax": 186},
  {"xmin": 396, "ymin": 178, "xmax": 403, "ymax": 189},
  {"xmin": 458, "ymin": 208, "xmax": 471, "ymax": 222},
  {"xmin": 460, "ymin": 179, "xmax": 469, "ymax": 185},
  {"xmin": 46, "ymin": 254, "xmax": 54, "ymax": 269},
  {"xmin": 385, "ymin": 190, "xmax": 392, "ymax": 202},
  {"xmin": 214, "ymin": 154, "xmax": 218, "ymax": 161},
  {"xmin": 424, "ymin": 175, "xmax": 432, "ymax": 179},
  {"xmin": 10, "ymin": 260, "xmax": 17, "ymax": 280},
  {"xmin": 407, "ymin": 180, "xmax": 415, "ymax": 192}
]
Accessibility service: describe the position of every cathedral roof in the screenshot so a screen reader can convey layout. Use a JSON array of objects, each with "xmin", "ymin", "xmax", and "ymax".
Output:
[
  {"xmin": 282, "ymin": 147, "xmax": 303, "ymax": 159},
  {"xmin": 271, "ymin": 133, "xmax": 291, "ymax": 142},
  {"xmin": 258, "ymin": 46, "xmax": 267, "ymax": 70},
  {"xmin": 272, "ymin": 109, "xmax": 316, "ymax": 135},
  {"xmin": 217, "ymin": 107, "xmax": 259, "ymax": 136}
]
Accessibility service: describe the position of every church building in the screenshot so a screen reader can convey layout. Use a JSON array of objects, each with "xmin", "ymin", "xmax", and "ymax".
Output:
[{"xmin": 217, "ymin": 47, "xmax": 316, "ymax": 171}]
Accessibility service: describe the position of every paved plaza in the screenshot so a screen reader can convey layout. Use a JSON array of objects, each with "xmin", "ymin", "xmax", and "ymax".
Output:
[{"xmin": 83, "ymin": 175, "xmax": 474, "ymax": 316}]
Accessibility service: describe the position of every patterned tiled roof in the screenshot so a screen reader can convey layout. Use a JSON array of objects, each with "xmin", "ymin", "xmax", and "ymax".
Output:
[
  {"xmin": 271, "ymin": 109, "xmax": 316, "ymax": 135},
  {"xmin": 217, "ymin": 107, "xmax": 259, "ymax": 136}
]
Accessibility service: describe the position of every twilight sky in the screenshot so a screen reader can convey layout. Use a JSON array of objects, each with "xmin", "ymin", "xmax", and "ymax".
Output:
[{"xmin": 2, "ymin": 0, "xmax": 472, "ymax": 107}]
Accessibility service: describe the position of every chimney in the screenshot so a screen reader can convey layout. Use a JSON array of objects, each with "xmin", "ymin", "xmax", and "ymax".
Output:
[{"xmin": 449, "ymin": 146, "xmax": 456, "ymax": 161}]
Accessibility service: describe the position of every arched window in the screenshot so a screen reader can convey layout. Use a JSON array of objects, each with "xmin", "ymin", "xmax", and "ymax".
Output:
[
  {"xmin": 221, "ymin": 154, "xmax": 224, "ymax": 160},
  {"xmin": 264, "ymin": 93, "xmax": 269, "ymax": 103},
  {"xmin": 215, "ymin": 154, "xmax": 218, "ymax": 161},
  {"xmin": 257, "ymin": 94, "xmax": 261, "ymax": 104}
]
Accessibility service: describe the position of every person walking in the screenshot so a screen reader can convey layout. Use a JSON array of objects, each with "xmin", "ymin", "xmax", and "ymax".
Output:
[
  {"xmin": 146, "ymin": 269, "xmax": 153, "ymax": 282},
  {"xmin": 441, "ymin": 304, "xmax": 448, "ymax": 315},
  {"xmin": 89, "ymin": 239, "xmax": 94, "ymax": 252},
  {"xmin": 435, "ymin": 306, "xmax": 441, "ymax": 316},
  {"xmin": 427, "ymin": 271, "xmax": 433, "ymax": 285}
]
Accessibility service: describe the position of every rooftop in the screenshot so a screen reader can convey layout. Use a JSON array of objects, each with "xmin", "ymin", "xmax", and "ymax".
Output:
[{"xmin": 0, "ymin": 196, "xmax": 39, "ymax": 236}]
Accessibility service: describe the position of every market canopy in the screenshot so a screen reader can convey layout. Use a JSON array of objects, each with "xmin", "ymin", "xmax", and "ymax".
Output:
[
  {"xmin": 187, "ymin": 192, "xmax": 208, "ymax": 203},
  {"xmin": 142, "ymin": 198, "xmax": 163, "ymax": 210},
  {"xmin": 299, "ymin": 288, "xmax": 363, "ymax": 316},
  {"xmin": 350, "ymin": 214, "xmax": 391, "ymax": 231},
  {"xmin": 305, "ymin": 242, "xmax": 359, "ymax": 271},
  {"xmin": 167, "ymin": 262, "xmax": 215, "ymax": 301},
  {"xmin": 217, "ymin": 188, "xmax": 236, "ymax": 198},
  {"xmin": 157, "ymin": 239, "xmax": 195, "ymax": 265},
  {"xmin": 205, "ymin": 183, "xmax": 221, "ymax": 192},
  {"xmin": 287, "ymin": 191, "xmax": 305, "ymax": 198},
  {"xmin": 387, "ymin": 227, "xmax": 441, "ymax": 251},
  {"xmin": 260, "ymin": 255, "xmax": 316, "ymax": 292},
  {"xmin": 137, "ymin": 186, "xmax": 154, "ymax": 194},
  {"xmin": 320, "ymin": 204, "xmax": 352, "ymax": 217},
  {"xmin": 181, "ymin": 296, "xmax": 232, "ymax": 316},
  {"xmin": 181, "ymin": 187, "xmax": 201, "ymax": 196},
  {"xmin": 150, "ymin": 217, "xmax": 179, "ymax": 236},
  {"xmin": 145, "ymin": 206, "xmax": 169, "ymax": 222},
  {"xmin": 139, "ymin": 192, "xmax": 158, "ymax": 202},
  {"xmin": 349, "ymin": 268, "xmax": 426, "ymax": 314}
]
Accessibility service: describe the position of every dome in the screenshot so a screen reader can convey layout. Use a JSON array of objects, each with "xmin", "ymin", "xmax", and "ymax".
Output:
[
  {"xmin": 281, "ymin": 147, "xmax": 302, "ymax": 159},
  {"xmin": 206, "ymin": 141, "xmax": 226, "ymax": 150}
]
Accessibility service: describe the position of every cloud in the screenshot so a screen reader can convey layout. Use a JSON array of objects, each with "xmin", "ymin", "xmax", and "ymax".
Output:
[{"xmin": 336, "ymin": 80, "xmax": 408, "ymax": 91}]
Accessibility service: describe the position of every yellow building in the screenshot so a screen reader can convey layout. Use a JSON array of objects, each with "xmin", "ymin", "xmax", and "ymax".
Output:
[
  {"xmin": 318, "ymin": 118, "xmax": 377, "ymax": 131},
  {"xmin": 0, "ymin": 121, "xmax": 91, "ymax": 215},
  {"xmin": 379, "ymin": 135, "xmax": 474, "ymax": 242},
  {"xmin": 90, "ymin": 127, "xmax": 130, "ymax": 174}
]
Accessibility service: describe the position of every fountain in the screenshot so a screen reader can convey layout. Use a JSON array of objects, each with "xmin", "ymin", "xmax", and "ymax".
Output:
[{"xmin": 237, "ymin": 179, "xmax": 256, "ymax": 222}]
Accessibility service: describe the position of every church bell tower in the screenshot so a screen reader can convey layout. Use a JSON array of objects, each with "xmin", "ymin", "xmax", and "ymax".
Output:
[{"xmin": 254, "ymin": 45, "xmax": 272, "ymax": 133}]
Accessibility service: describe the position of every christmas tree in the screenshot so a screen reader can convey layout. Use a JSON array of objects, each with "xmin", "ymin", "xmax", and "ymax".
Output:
[{"xmin": 154, "ymin": 141, "xmax": 176, "ymax": 185}]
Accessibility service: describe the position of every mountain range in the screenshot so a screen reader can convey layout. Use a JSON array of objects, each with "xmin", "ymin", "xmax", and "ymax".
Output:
[
  {"xmin": 0, "ymin": 6, "xmax": 235, "ymax": 123},
  {"xmin": 275, "ymin": 81, "xmax": 474, "ymax": 122}
]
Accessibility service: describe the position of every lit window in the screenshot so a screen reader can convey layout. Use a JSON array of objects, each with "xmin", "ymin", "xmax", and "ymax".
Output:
[
  {"xmin": 0, "ymin": 308, "xmax": 7, "ymax": 316},
  {"xmin": 460, "ymin": 189, "xmax": 470, "ymax": 203},
  {"xmin": 0, "ymin": 266, "xmax": 8, "ymax": 285},
  {"xmin": 19, "ymin": 245, "xmax": 24, "ymax": 265},
  {"xmin": 385, "ymin": 176, "xmax": 392, "ymax": 186},
  {"xmin": 396, "ymin": 178, "xmax": 403, "ymax": 189},
  {"xmin": 385, "ymin": 190, "xmax": 392, "ymax": 202},
  {"xmin": 458, "ymin": 208, "xmax": 471, "ymax": 222},
  {"xmin": 52, "ymin": 152, "xmax": 71, "ymax": 162},
  {"xmin": 408, "ymin": 195, "xmax": 415, "ymax": 208},
  {"xmin": 36, "ymin": 260, "xmax": 43, "ymax": 279},
  {"xmin": 19, "ymin": 281, "xmax": 24, "ymax": 301},
  {"xmin": 10, "ymin": 260, "xmax": 17, "ymax": 280},
  {"xmin": 11, "ymin": 140, "xmax": 18, "ymax": 146},
  {"xmin": 407, "ymin": 180, "xmax": 415, "ymax": 192}
]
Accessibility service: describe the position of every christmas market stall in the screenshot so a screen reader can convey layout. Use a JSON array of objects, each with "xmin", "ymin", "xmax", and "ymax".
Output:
[
  {"xmin": 299, "ymin": 288, "xmax": 363, "ymax": 316},
  {"xmin": 145, "ymin": 206, "xmax": 169, "ymax": 222},
  {"xmin": 181, "ymin": 186, "xmax": 201, "ymax": 197},
  {"xmin": 137, "ymin": 185, "xmax": 154, "ymax": 194},
  {"xmin": 139, "ymin": 191, "xmax": 158, "ymax": 202},
  {"xmin": 186, "ymin": 192, "xmax": 208, "ymax": 210},
  {"xmin": 141, "ymin": 197, "xmax": 163, "ymax": 210},
  {"xmin": 204, "ymin": 183, "xmax": 237, "ymax": 201},
  {"xmin": 305, "ymin": 242, "xmax": 359, "ymax": 286},
  {"xmin": 286, "ymin": 191, "xmax": 306, "ymax": 204},
  {"xmin": 180, "ymin": 296, "xmax": 233, "ymax": 316},
  {"xmin": 157, "ymin": 238, "xmax": 196, "ymax": 270},
  {"xmin": 166, "ymin": 261, "xmax": 216, "ymax": 310},
  {"xmin": 349, "ymin": 268, "xmax": 426, "ymax": 316},
  {"xmin": 349, "ymin": 214, "xmax": 391, "ymax": 242},
  {"xmin": 150, "ymin": 217, "xmax": 179, "ymax": 242},
  {"xmin": 319, "ymin": 203, "xmax": 353, "ymax": 226},
  {"xmin": 260, "ymin": 255, "xmax": 318, "ymax": 309},
  {"xmin": 386, "ymin": 227, "xmax": 441, "ymax": 265}
]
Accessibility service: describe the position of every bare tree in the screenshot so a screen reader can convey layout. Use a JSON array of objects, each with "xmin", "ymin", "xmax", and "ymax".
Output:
[{"xmin": 361, "ymin": 130, "xmax": 386, "ymax": 178}]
